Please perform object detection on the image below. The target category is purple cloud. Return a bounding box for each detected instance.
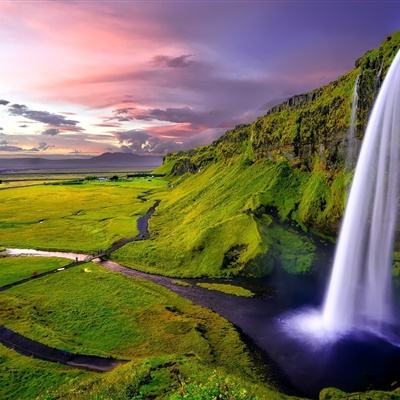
[152,54,193,68]
[0,145,24,152]
[30,141,53,152]
[8,104,83,130]
[42,128,60,136]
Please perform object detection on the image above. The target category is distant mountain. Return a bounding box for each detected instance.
[0,152,163,173]
[90,152,153,163]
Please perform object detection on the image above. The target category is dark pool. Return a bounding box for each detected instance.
[164,244,400,398]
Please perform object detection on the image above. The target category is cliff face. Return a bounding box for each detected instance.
[114,33,400,278]
[171,32,399,173]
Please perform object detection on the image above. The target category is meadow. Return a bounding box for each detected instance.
[0,256,69,286]
[0,177,168,253]
[0,174,287,399]
[0,261,284,400]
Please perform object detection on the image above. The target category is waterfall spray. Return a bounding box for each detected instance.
[322,50,400,334]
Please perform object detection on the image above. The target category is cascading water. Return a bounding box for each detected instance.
[322,50,400,334]
[345,75,360,170]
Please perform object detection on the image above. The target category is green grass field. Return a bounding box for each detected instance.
[0,256,69,286]
[0,177,168,253]
[0,261,285,400]
[0,344,90,400]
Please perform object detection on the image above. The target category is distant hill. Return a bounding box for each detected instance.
[0,152,163,173]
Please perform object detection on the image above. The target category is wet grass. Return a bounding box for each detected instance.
[0,256,69,286]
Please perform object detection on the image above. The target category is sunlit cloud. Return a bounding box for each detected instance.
[0,0,398,156]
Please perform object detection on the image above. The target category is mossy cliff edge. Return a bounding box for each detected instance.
[113,32,400,277]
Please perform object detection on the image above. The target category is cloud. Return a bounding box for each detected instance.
[110,107,135,122]
[93,122,121,128]
[0,135,52,152]
[0,132,118,156]
[42,128,60,136]
[0,99,9,106]
[114,129,180,154]
[30,141,53,152]
[2,1,398,157]
[152,54,193,68]
[8,103,82,130]
[128,106,225,130]
[114,130,147,143]
[0,145,24,152]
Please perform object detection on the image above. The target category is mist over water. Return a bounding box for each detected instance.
[323,50,400,335]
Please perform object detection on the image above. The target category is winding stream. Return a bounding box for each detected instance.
[0,326,123,372]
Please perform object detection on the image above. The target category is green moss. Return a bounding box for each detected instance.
[319,387,400,400]
[196,282,255,298]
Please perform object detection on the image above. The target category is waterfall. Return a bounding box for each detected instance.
[345,75,359,169]
[322,50,400,334]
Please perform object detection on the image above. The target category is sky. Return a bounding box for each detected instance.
[0,1,399,157]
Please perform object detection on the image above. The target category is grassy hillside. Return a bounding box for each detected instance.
[113,32,400,278]
[0,263,287,400]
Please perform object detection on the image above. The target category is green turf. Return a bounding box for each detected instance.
[0,256,69,286]
[0,344,89,400]
[196,282,255,297]
[0,263,287,399]
[52,356,290,400]
[0,262,253,361]
[0,178,168,253]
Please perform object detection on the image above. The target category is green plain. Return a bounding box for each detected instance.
[0,256,69,286]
